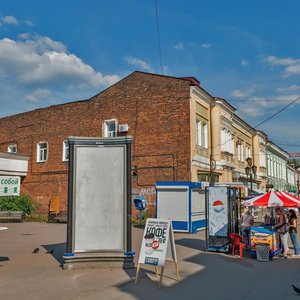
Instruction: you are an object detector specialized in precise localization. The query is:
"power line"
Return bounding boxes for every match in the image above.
[228,99,300,102]
[154,0,163,74]
[251,96,300,129]
[215,96,300,150]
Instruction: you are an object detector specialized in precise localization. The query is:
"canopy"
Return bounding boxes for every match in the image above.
[243,191,300,207]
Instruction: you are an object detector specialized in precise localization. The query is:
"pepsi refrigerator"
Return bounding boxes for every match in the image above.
[206,186,240,252]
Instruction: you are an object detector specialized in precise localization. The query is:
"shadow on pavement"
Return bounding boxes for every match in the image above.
[175,238,206,251]
[42,242,66,266]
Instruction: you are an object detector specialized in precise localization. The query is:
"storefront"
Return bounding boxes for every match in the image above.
[0,152,29,195]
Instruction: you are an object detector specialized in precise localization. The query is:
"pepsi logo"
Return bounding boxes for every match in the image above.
[212,200,224,213]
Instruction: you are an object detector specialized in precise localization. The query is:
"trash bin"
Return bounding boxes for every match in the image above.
[255,244,270,262]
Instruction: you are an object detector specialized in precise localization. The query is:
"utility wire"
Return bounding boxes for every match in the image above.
[251,96,300,129]
[215,96,300,150]
[155,0,163,74]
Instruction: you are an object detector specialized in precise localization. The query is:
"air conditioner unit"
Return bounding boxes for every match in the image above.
[119,124,129,132]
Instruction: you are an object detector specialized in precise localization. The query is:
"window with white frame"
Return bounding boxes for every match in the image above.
[103,119,117,137]
[246,145,251,159]
[221,128,234,154]
[237,142,243,161]
[7,144,17,153]
[259,148,266,167]
[37,142,48,162]
[196,119,208,148]
[63,140,69,161]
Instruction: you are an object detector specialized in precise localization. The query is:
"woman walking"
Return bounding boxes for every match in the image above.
[288,209,300,256]
[273,207,289,258]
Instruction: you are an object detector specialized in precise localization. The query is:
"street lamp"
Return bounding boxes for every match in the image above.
[245,157,257,195]
[297,179,299,198]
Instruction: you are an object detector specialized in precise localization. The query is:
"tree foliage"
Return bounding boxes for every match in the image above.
[0,194,36,215]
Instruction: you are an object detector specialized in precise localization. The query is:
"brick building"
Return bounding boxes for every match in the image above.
[3,71,293,216]
[0,71,200,215]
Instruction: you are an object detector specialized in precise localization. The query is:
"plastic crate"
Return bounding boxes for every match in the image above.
[255,244,270,262]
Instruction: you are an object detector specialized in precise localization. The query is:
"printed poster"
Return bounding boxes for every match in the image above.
[208,186,228,237]
[138,218,171,267]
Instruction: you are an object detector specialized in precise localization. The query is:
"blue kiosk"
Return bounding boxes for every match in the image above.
[156,181,207,233]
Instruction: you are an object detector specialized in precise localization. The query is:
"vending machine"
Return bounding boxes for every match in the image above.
[205,186,240,252]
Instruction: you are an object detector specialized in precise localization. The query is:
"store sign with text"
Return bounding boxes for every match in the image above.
[0,176,20,196]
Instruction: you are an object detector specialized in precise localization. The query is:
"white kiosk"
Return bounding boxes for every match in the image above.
[156,182,207,233]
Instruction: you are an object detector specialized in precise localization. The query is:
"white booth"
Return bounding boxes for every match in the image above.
[156,181,207,233]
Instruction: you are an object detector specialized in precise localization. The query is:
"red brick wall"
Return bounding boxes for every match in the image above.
[0,72,192,215]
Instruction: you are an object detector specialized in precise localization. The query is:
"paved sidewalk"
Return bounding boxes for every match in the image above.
[0,222,300,300]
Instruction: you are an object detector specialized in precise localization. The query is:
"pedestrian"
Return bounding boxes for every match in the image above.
[288,209,300,256]
[273,207,289,258]
[240,208,254,240]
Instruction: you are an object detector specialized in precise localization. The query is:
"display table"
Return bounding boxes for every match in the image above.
[249,225,280,259]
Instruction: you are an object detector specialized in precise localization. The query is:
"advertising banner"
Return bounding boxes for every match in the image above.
[0,176,20,196]
[208,186,228,237]
[138,218,171,267]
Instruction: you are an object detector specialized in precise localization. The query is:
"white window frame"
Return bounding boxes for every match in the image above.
[7,144,17,153]
[103,119,117,137]
[196,119,208,149]
[246,145,251,160]
[37,142,48,163]
[237,142,244,161]
[63,140,69,161]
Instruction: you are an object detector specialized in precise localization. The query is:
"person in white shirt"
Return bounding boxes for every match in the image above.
[240,209,254,240]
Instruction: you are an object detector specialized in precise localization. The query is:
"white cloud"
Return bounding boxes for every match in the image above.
[232,87,255,98]
[18,33,30,40]
[276,85,300,93]
[241,59,249,66]
[201,43,212,49]
[25,20,34,26]
[26,88,51,102]
[237,94,300,118]
[0,36,119,88]
[265,55,298,66]
[124,55,153,72]
[264,55,300,77]
[2,15,18,25]
[0,35,121,115]
[174,42,184,50]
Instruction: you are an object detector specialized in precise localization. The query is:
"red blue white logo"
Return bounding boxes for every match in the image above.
[212,200,224,213]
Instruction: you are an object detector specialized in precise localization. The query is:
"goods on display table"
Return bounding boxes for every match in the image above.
[250,225,280,260]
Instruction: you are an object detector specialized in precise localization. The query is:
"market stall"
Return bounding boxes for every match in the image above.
[243,191,300,260]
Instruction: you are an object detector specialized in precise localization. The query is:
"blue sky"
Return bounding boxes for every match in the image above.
[0,0,300,152]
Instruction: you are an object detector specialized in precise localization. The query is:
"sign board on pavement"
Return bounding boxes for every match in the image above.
[135,218,179,288]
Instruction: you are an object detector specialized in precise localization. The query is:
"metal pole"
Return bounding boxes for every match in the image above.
[250,173,253,195]
[66,141,74,254]
[126,142,132,253]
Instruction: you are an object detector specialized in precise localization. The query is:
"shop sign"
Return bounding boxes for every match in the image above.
[0,176,20,196]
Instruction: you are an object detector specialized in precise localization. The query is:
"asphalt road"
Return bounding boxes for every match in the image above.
[0,222,299,300]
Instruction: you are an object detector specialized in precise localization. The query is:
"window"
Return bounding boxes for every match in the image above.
[103,119,117,137]
[221,128,234,154]
[237,141,244,161]
[37,142,48,162]
[196,119,208,148]
[259,148,266,167]
[63,140,69,161]
[7,144,17,153]
[246,145,251,159]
